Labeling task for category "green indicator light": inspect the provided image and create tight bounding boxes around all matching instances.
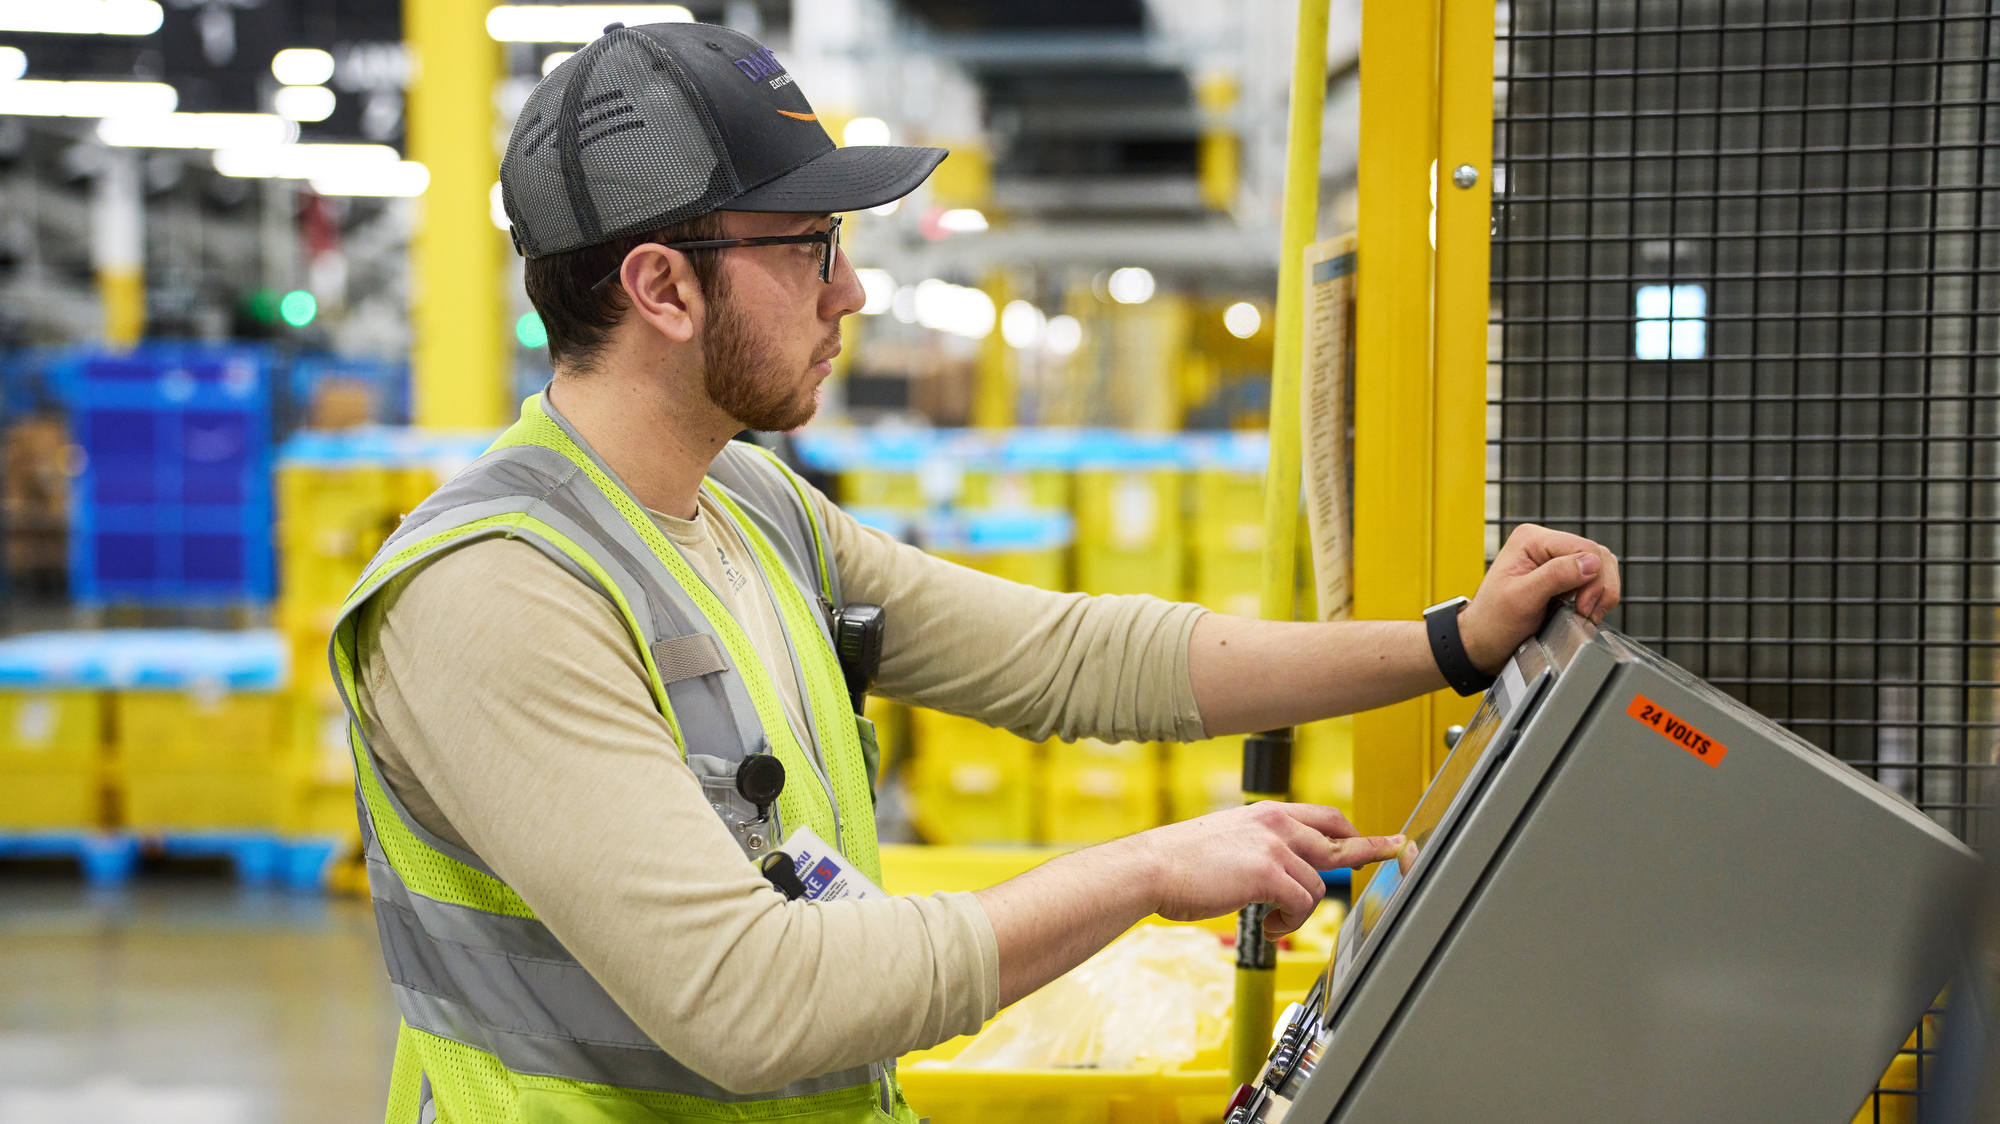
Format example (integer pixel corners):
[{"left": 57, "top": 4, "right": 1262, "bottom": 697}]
[
  {"left": 244, "top": 287, "right": 282, "bottom": 325},
  {"left": 279, "top": 289, "right": 317, "bottom": 328},
  {"left": 515, "top": 312, "right": 548, "bottom": 349}
]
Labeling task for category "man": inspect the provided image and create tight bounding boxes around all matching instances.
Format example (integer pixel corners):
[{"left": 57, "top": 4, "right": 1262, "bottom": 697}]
[{"left": 331, "top": 22, "right": 1621, "bottom": 1124}]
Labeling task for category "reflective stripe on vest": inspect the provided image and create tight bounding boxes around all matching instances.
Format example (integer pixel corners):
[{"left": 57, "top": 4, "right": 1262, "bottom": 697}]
[{"left": 329, "top": 392, "right": 907, "bottom": 1123}]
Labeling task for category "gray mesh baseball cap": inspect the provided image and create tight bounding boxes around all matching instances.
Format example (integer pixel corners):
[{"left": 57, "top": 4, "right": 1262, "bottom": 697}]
[{"left": 500, "top": 23, "right": 947, "bottom": 258}]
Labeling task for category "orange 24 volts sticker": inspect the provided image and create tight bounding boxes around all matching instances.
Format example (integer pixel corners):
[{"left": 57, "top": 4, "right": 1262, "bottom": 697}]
[{"left": 1626, "top": 694, "right": 1728, "bottom": 767}]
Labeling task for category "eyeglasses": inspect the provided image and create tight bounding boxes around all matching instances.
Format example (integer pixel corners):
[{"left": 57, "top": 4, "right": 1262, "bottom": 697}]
[{"left": 591, "top": 215, "right": 843, "bottom": 293}]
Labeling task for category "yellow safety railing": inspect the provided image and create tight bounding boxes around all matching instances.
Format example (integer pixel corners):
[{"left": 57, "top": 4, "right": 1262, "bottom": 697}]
[{"left": 1351, "top": 0, "right": 1495, "bottom": 843}]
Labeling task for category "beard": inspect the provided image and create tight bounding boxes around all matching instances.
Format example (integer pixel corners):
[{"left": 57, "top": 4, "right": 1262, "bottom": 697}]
[{"left": 701, "top": 274, "right": 836, "bottom": 433}]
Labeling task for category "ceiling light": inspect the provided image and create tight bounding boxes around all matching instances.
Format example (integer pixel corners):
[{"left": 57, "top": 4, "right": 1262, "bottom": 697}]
[
  {"left": 274, "top": 85, "right": 335, "bottom": 123},
  {"left": 842, "top": 116, "right": 889, "bottom": 146},
  {"left": 2, "top": 80, "right": 175, "bottom": 118},
  {"left": 1223, "top": 301, "right": 1260, "bottom": 338},
  {"left": 271, "top": 48, "right": 335, "bottom": 87},
  {"left": 0, "top": 46, "right": 24, "bottom": 82},
  {"left": 309, "top": 160, "right": 429, "bottom": 197},
  {"left": 1045, "top": 314, "right": 1082, "bottom": 356},
  {"left": 891, "top": 285, "right": 917, "bottom": 324},
  {"left": 100, "top": 112, "right": 295, "bottom": 148},
  {"left": 0, "top": 0, "right": 163, "bottom": 36},
  {"left": 913, "top": 278, "right": 994, "bottom": 340},
  {"left": 868, "top": 198, "right": 900, "bottom": 217},
  {"left": 1000, "top": 300, "right": 1045, "bottom": 349},
  {"left": 856, "top": 268, "right": 895, "bottom": 315},
  {"left": 489, "top": 181, "right": 511, "bottom": 230},
  {"left": 541, "top": 51, "right": 573, "bottom": 76},
  {"left": 485, "top": 5, "right": 692, "bottom": 43},
  {"left": 213, "top": 143, "right": 397, "bottom": 178},
  {"left": 937, "top": 208, "right": 988, "bottom": 233},
  {"left": 1107, "top": 267, "right": 1155, "bottom": 304}
]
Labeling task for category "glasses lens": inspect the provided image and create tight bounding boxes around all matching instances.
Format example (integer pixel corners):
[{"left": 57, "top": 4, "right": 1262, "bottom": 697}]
[{"left": 820, "top": 218, "right": 841, "bottom": 283}]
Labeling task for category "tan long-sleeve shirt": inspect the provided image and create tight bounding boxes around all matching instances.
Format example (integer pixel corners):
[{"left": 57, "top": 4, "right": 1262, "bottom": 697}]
[{"left": 353, "top": 480, "right": 1208, "bottom": 1094}]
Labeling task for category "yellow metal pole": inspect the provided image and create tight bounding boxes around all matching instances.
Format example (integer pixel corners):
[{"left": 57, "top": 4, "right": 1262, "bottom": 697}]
[
  {"left": 92, "top": 149, "right": 144, "bottom": 349},
  {"left": 1350, "top": 0, "right": 1494, "bottom": 851},
  {"left": 973, "top": 270, "right": 1015, "bottom": 428},
  {"left": 1430, "top": 0, "right": 1498, "bottom": 750},
  {"left": 1259, "top": 2, "right": 1328, "bottom": 627},
  {"left": 407, "top": 0, "right": 507, "bottom": 429},
  {"left": 1231, "top": 0, "right": 1330, "bottom": 1091},
  {"left": 1350, "top": 0, "right": 1441, "bottom": 843}
]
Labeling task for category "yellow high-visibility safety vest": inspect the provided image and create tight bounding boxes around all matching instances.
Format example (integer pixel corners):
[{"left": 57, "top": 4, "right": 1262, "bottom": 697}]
[{"left": 329, "top": 392, "right": 905, "bottom": 1124}]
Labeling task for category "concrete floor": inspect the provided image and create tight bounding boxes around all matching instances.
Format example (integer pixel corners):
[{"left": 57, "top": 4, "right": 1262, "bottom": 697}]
[{"left": 0, "top": 875, "right": 396, "bottom": 1124}]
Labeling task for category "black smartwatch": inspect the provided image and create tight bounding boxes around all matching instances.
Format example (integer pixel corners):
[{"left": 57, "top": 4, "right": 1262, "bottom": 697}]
[{"left": 1424, "top": 596, "right": 1497, "bottom": 697}]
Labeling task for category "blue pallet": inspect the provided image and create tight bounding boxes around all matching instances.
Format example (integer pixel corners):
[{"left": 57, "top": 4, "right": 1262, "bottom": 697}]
[
  {"left": 60, "top": 344, "right": 275, "bottom": 606},
  {"left": 0, "top": 832, "right": 142, "bottom": 887},
  {"left": 0, "top": 831, "right": 344, "bottom": 891},
  {"left": 149, "top": 833, "right": 346, "bottom": 891},
  {"left": 0, "top": 630, "right": 288, "bottom": 691}
]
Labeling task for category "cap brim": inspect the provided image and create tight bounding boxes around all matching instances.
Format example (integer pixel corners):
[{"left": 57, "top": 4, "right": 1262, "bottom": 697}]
[{"left": 725, "top": 144, "right": 948, "bottom": 214}]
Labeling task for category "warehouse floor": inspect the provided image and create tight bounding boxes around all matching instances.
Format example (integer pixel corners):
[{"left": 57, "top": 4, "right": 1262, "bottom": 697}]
[{"left": 0, "top": 875, "right": 395, "bottom": 1124}]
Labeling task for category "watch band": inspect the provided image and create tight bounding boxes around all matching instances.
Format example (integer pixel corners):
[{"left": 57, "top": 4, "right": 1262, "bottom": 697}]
[{"left": 1424, "top": 596, "right": 1497, "bottom": 697}]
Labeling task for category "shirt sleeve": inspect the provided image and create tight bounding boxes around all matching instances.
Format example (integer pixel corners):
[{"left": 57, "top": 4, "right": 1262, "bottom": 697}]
[
  {"left": 355, "top": 537, "right": 1000, "bottom": 1094},
  {"left": 812, "top": 490, "right": 1210, "bottom": 745}
]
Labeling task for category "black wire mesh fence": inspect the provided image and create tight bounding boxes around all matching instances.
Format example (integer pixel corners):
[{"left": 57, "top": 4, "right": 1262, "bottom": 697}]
[{"left": 1490, "top": 0, "right": 1998, "bottom": 1113}]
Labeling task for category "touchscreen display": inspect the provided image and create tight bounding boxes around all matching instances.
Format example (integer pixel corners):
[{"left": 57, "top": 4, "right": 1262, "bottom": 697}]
[{"left": 1325, "top": 654, "right": 1540, "bottom": 993}]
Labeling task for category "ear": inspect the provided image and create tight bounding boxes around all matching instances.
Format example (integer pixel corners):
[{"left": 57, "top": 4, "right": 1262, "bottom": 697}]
[{"left": 620, "top": 244, "right": 706, "bottom": 345}]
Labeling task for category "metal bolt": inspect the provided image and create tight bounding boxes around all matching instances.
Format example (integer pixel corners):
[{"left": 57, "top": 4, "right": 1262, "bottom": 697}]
[
  {"left": 746, "top": 833, "right": 765, "bottom": 851},
  {"left": 1451, "top": 164, "right": 1479, "bottom": 189}
]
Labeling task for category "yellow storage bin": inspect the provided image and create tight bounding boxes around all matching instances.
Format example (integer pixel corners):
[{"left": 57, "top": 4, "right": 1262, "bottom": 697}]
[
  {"left": 897, "top": 1053, "right": 1229, "bottom": 1124},
  {"left": 283, "top": 777, "right": 359, "bottom": 838},
  {"left": 879, "top": 843, "right": 1066, "bottom": 894},
  {"left": 935, "top": 547, "right": 1068, "bottom": 591},
  {"left": 1074, "top": 469, "right": 1183, "bottom": 597},
  {"left": 286, "top": 630, "right": 339, "bottom": 707},
  {"left": 897, "top": 942, "right": 1330, "bottom": 1124},
  {"left": 390, "top": 466, "right": 443, "bottom": 518},
  {"left": 1043, "top": 738, "right": 1161, "bottom": 845},
  {"left": 278, "top": 466, "right": 395, "bottom": 601},
  {"left": 0, "top": 770, "right": 102, "bottom": 829},
  {"left": 0, "top": 690, "right": 103, "bottom": 770},
  {"left": 1188, "top": 552, "right": 1262, "bottom": 618},
  {"left": 1165, "top": 736, "right": 1244, "bottom": 823},
  {"left": 840, "top": 469, "right": 922, "bottom": 510},
  {"left": 113, "top": 690, "right": 284, "bottom": 770},
  {"left": 907, "top": 708, "right": 1040, "bottom": 845},
  {"left": 1293, "top": 717, "right": 1354, "bottom": 810},
  {"left": 120, "top": 766, "right": 280, "bottom": 830},
  {"left": 280, "top": 690, "right": 358, "bottom": 837},
  {"left": 864, "top": 696, "right": 908, "bottom": 778},
  {"left": 1188, "top": 468, "right": 1264, "bottom": 549}
]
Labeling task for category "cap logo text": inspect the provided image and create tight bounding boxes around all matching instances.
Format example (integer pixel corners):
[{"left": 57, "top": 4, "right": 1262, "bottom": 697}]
[{"left": 732, "top": 48, "right": 784, "bottom": 81}]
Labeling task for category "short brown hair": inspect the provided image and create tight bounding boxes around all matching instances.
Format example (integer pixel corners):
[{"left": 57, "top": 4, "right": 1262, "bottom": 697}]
[{"left": 522, "top": 211, "right": 729, "bottom": 372}]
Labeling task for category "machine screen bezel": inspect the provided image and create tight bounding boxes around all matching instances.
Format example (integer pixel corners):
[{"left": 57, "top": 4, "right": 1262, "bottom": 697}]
[{"left": 1313, "top": 639, "right": 1554, "bottom": 1033}]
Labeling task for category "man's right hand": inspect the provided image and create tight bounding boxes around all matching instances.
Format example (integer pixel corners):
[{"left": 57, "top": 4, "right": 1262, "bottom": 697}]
[
  {"left": 1142, "top": 802, "right": 1405, "bottom": 936},
  {"left": 976, "top": 801, "right": 1404, "bottom": 1007}
]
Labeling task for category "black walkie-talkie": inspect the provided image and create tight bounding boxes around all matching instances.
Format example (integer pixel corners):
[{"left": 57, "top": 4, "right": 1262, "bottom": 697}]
[{"left": 833, "top": 603, "right": 885, "bottom": 715}]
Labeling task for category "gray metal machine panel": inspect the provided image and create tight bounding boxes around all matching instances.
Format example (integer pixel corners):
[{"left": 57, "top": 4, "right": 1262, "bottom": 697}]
[{"left": 1273, "top": 614, "right": 1976, "bottom": 1124}]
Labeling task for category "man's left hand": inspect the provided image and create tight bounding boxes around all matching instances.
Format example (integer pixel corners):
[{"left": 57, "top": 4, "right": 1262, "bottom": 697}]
[{"left": 1460, "top": 524, "right": 1621, "bottom": 674}]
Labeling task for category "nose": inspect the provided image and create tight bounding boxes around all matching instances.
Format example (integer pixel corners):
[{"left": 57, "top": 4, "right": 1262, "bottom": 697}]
[{"left": 822, "top": 245, "right": 865, "bottom": 320}]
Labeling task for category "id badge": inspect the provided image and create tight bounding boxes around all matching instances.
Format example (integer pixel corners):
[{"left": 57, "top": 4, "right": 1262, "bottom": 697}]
[{"left": 780, "top": 825, "right": 887, "bottom": 902}]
